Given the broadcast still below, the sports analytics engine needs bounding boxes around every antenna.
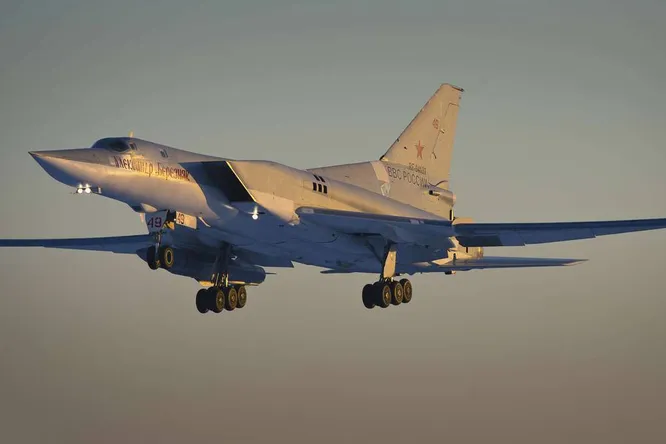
[128,130,134,138]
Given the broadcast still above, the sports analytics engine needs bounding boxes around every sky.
[1,0,666,442]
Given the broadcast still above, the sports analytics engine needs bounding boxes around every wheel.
[160,246,175,269]
[225,286,238,311]
[362,284,375,309]
[209,287,224,313]
[400,279,412,303]
[195,288,209,313]
[375,282,391,308]
[236,285,247,309]
[146,246,160,270]
[390,281,404,305]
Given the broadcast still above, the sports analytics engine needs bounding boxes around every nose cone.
[29,150,59,170]
[28,149,93,187]
[29,150,49,161]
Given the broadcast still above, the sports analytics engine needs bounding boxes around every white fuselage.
[30,138,462,273]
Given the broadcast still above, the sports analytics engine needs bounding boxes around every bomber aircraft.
[2,84,666,314]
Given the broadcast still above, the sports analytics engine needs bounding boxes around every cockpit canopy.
[92,138,138,153]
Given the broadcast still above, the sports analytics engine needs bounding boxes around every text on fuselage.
[110,156,191,182]
[385,165,428,188]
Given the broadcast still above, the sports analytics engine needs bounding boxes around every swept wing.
[0,234,154,254]
[454,218,666,247]
[321,256,585,274]
[297,207,666,247]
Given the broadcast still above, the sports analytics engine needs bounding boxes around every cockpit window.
[108,140,129,152]
[92,138,131,153]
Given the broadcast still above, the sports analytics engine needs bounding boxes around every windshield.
[92,138,132,153]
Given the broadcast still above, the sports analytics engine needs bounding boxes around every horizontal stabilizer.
[0,234,153,254]
[455,218,666,247]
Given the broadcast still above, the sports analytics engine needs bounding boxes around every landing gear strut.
[361,242,413,309]
[195,243,248,314]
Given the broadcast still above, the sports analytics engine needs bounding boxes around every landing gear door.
[142,211,197,233]
[143,211,170,233]
[174,211,197,230]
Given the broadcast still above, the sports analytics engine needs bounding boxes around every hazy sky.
[1,1,666,443]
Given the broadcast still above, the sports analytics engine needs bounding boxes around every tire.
[160,246,175,269]
[375,282,391,308]
[196,288,209,314]
[362,284,375,309]
[210,287,224,313]
[225,287,238,311]
[400,279,413,303]
[147,246,160,270]
[236,286,247,309]
[390,281,404,305]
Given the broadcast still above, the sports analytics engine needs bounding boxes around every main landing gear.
[361,241,414,309]
[195,242,248,314]
[362,278,413,309]
[195,284,248,314]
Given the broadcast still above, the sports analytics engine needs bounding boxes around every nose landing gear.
[146,245,175,270]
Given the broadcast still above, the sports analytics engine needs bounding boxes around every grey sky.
[1,1,665,443]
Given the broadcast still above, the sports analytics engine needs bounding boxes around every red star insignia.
[415,141,424,159]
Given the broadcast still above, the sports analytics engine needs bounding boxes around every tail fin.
[381,84,463,188]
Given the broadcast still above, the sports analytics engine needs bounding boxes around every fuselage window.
[160,149,168,158]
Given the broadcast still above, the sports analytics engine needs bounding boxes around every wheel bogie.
[362,279,412,310]
[196,285,248,314]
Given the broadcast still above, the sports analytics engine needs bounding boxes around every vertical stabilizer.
[381,84,463,188]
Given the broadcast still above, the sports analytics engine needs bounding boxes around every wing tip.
[565,259,588,266]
